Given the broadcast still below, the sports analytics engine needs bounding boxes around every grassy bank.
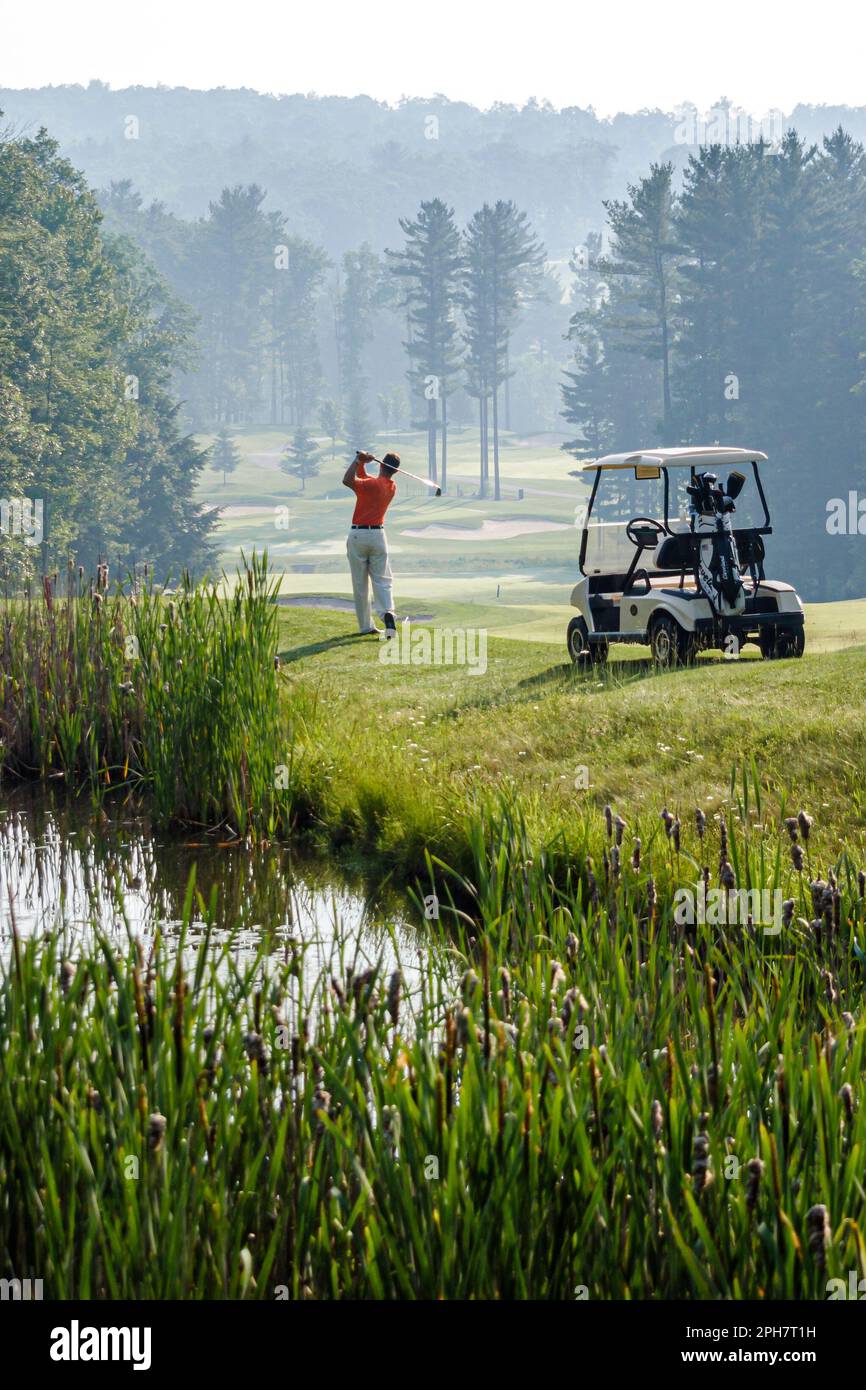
[3,797,865,1298]
[277,603,866,880]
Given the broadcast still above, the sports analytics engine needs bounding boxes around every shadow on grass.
[278,632,363,663]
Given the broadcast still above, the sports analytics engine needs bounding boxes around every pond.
[0,786,438,996]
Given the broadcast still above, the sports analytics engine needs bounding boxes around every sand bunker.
[401,518,570,541]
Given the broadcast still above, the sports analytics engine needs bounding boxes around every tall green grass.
[0,554,297,835]
[2,785,865,1299]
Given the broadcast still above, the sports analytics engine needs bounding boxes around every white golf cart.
[568,446,805,667]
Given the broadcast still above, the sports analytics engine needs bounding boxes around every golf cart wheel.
[650,613,688,668]
[567,617,607,665]
[759,627,805,660]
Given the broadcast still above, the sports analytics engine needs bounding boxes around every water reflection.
[0,788,428,990]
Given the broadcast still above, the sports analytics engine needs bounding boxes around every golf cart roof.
[583,446,768,472]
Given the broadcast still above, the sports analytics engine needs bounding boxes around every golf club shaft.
[363,453,441,491]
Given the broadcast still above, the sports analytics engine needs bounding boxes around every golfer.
[343,449,399,636]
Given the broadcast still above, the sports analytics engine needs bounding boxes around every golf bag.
[687,473,746,617]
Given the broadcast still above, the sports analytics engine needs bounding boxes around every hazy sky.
[3,0,863,117]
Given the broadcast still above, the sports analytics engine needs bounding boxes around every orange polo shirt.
[351,461,396,526]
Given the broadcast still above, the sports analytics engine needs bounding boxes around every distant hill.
[5,83,866,258]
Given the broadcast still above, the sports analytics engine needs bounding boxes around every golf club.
[359,451,442,496]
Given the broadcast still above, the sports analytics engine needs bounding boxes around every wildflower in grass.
[784,817,799,842]
[611,844,621,878]
[791,843,805,871]
[806,1204,831,1272]
[797,810,813,842]
[312,1079,331,1134]
[60,959,75,995]
[614,814,626,846]
[565,932,578,963]
[719,860,736,891]
[719,816,728,863]
[604,805,613,839]
[631,838,641,871]
[672,818,681,855]
[859,869,865,899]
[811,879,831,918]
[695,808,706,839]
[661,807,673,836]
[746,1157,764,1213]
[782,899,795,928]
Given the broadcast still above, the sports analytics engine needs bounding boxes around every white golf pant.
[346,528,394,631]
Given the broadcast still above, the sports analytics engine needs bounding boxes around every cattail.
[806,1204,831,1272]
[565,931,579,962]
[244,1031,269,1074]
[661,807,674,836]
[312,1081,331,1134]
[672,818,681,855]
[610,844,621,878]
[782,899,795,928]
[461,968,479,1003]
[719,816,728,862]
[647,876,657,920]
[651,1098,664,1140]
[791,843,804,872]
[784,817,799,843]
[858,869,865,899]
[631,838,641,872]
[614,814,626,846]
[695,807,706,839]
[692,1118,713,1195]
[586,859,599,910]
[797,811,813,843]
[719,860,736,891]
[549,959,566,992]
[560,987,589,1030]
[148,1113,167,1152]
[604,805,613,839]
[841,1083,855,1124]
[746,1157,764,1213]
[60,959,76,995]
[387,969,402,1026]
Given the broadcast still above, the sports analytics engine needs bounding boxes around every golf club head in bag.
[687,471,746,616]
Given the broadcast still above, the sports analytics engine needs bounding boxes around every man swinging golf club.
[343,449,400,637]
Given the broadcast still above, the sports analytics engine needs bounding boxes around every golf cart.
[567,446,805,667]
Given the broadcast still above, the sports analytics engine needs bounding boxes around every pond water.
[0,787,438,998]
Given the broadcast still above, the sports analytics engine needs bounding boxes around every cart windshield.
[580,464,769,577]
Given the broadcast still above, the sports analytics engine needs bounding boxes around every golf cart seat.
[654,533,697,570]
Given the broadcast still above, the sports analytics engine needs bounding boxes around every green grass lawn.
[277,601,866,876]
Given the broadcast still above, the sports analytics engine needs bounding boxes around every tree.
[386,199,463,490]
[281,426,321,492]
[211,427,241,485]
[337,245,381,449]
[318,398,342,458]
[463,201,545,498]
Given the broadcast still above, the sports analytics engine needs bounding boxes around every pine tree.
[318,398,342,459]
[463,202,545,499]
[281,426,321,492]
[386,199,463,490]
[211,427,241,486]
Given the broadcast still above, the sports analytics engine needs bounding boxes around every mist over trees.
[3,84,866,598]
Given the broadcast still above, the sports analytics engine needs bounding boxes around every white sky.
[2,0,863,118]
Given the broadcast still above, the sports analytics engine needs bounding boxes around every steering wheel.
[626,516,666,548]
